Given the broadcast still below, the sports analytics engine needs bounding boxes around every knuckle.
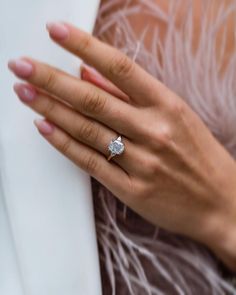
[109,54,134,79]
[143,156,161,176]
[148,160,161,176]
[43,98,56,118]
[43,70,57,90]
[128,178,151,203]
[78,121,99,143]
[146,124,173,149]
[77,34,93,53]
[58,137,71,154]
[82,91,106,114]
[156,129,172,147]
[169,101,186,118]
[84,154,98,174]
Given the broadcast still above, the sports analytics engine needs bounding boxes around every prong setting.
[107,136,125,161]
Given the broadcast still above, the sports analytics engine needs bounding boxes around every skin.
[8,21,236,271]
[99,0,236,72]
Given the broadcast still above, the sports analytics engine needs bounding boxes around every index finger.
[46,21,166,106]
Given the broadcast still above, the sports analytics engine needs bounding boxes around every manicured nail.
[46,22,69,40]
[8,59,33,78]
[13,83,36,102]
[81,64,105,83]
[81,64,97,75]
[34,119,54,135]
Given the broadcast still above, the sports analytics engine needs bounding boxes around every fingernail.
[81,64,105,83]
[8,59,33,78]
[80,65,90,80]
[46,22,69,40]
[34,119,54,135]
[13,83,36,102]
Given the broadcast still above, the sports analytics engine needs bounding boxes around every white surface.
[0,0,101,294]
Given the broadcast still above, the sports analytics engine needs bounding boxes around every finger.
[14,82,143,174]
[46,21,167,106]
[34,118,130,197]
[8,57,141,139]
[80,64,130,103]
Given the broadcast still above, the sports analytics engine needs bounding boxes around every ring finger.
[14,82,142,174]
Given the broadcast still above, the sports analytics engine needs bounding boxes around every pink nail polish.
[81,64,106,86]
[34,119,54,135]
[46,22,69,41]
[8,59,33,78]
[14,83,36,102]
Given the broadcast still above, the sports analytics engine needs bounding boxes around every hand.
[8,22,236,270]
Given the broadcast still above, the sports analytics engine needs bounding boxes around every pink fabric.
[92,1,236,294]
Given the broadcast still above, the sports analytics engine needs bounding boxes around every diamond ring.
[107,135,125,161]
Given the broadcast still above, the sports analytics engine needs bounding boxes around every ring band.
[107,135,125,161]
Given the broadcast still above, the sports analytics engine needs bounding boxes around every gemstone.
[108,138,124,155]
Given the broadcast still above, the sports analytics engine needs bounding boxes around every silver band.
[107,135,125,161]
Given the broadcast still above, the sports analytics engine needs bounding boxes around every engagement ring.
[107,135,125,161]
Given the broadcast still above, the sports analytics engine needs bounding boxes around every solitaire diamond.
[108,136,125,155]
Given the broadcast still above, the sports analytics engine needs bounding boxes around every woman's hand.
[8,22,236,270]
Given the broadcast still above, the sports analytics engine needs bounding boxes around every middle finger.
[8,57,141,139]
[13,82,142,174]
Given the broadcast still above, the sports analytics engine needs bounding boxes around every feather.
[92,1,236,294]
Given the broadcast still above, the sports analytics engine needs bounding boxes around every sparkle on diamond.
[108,139,124,155]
